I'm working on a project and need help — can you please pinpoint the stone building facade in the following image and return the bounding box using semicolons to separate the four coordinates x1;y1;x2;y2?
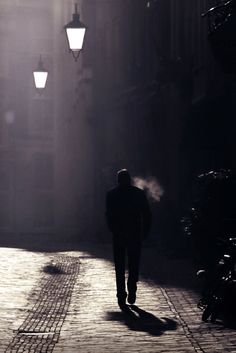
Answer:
0;1;234;243
0;1;56;238
81;0;236;240
0;1;91;241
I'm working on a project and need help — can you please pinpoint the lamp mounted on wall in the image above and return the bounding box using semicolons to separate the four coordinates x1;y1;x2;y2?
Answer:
64;3;87;61
33;55;48;93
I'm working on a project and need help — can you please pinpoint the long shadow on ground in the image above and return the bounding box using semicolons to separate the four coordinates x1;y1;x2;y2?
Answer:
106;304;177;336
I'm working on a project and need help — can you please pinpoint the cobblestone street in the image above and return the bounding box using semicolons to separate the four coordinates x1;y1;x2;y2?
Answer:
0;243;236;353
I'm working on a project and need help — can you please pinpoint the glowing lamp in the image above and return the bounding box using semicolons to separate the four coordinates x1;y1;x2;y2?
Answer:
64;4;86;61
33;56;48;91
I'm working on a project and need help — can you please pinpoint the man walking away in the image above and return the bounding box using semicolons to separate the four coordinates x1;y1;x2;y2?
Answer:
106;169;152;309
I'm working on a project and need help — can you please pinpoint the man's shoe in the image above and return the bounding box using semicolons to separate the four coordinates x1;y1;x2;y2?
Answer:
127;292;136;305
119;303;129;311
118;298;127;310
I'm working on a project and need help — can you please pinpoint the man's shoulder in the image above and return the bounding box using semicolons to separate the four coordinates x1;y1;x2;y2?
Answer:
131;185;145;195
107;185;145;197
107;186;119;196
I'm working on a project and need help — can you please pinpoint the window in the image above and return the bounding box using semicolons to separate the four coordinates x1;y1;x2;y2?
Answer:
33;152;54;190
30;98;54;134
33;191;54;227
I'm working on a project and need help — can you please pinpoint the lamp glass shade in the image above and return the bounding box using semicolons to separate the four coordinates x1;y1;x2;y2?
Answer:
33;71;48;89
66;27;86;51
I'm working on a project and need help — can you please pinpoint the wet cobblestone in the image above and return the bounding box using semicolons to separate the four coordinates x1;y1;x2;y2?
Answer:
1;244;236;352
4;256;79;353
0;249;48;351
52;255;198;353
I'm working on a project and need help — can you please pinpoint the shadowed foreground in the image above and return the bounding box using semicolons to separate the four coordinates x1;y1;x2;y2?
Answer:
0;242;236;352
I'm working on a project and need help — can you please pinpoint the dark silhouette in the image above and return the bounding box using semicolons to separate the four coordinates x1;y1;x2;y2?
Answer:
106;305;177;336
106;169;152;309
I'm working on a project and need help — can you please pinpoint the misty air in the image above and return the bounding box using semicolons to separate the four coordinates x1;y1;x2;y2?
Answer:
0;1;236;352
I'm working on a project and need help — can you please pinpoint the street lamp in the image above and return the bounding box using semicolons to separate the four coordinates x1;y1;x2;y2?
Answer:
64;4;87;61
33;56;48;92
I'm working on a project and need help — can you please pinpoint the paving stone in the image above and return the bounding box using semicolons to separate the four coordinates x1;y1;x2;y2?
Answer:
1;244;236;352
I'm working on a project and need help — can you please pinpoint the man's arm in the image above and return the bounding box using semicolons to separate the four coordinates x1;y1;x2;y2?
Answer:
105;192;115;233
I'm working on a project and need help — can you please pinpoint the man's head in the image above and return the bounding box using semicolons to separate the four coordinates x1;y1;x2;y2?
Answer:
117;169;131;186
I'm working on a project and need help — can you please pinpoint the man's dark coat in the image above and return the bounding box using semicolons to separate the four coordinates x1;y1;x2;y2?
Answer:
106;184;151;239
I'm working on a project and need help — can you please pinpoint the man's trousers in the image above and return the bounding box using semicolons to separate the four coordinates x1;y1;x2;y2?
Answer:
112;234;141;301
